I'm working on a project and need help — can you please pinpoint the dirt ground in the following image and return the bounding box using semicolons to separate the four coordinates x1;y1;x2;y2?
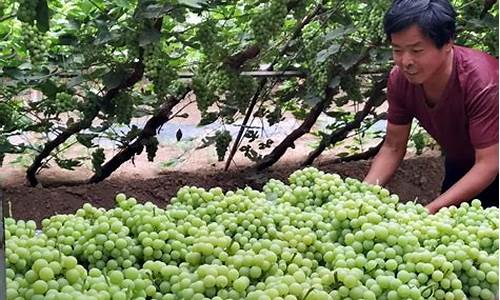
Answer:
1;152;444;225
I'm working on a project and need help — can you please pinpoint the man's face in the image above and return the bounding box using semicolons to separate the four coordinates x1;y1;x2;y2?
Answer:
391;24;452;85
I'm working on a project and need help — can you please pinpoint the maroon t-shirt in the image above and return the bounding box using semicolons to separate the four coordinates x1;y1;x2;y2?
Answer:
387;45;499;169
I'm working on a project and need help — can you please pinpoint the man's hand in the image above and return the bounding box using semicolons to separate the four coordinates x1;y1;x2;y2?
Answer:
364;122;410;185
426;144;498;213
425;201;441;214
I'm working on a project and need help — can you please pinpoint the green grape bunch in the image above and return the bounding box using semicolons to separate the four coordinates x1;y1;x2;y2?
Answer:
16;0;38;23
251;0;289;47
306;65;329;99
340;74;363;103
192;74;217;113
144;136;159;162
21;24;50;64
0;2;5;18
92;148;105;176
0;102;13;129
40;92;77;116
215;130;232;161
112;92;135;125
143;45;177;98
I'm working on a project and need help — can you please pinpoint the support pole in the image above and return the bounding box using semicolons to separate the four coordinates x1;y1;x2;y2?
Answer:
0;191;6;300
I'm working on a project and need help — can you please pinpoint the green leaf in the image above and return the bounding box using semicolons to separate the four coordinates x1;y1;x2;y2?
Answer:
76;133;97;148
35;0;50;32
304;93;322;106
328;76;341;89
324;25;355;41
315;44;340;64
135;4;174;19
198;112;219;126
160;157;185;168
55;158;82;170
67;75;85;88
2;67;23;79
102;69;129;90
58;34;79;45
339;52;361;70
138;27;161;47
324;110;350;119
37;80;60;98
94;25;113;45
178;0;207;9
113;0;130;8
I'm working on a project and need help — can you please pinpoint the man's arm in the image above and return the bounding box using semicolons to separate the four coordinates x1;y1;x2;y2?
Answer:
364;122;411;186
426;143;499;213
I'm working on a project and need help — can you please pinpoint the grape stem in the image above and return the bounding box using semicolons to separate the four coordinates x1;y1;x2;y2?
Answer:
303;287;315;300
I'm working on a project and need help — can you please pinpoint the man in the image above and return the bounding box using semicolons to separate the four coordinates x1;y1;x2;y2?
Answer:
364;0;499;213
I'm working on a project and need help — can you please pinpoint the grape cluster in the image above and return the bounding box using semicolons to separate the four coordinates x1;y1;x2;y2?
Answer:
215;130;232;161
5;167;499;300
112;92;135;124
144;136;159;162
16;0;38;23
0;2;5;18
40;92;77;115
91;148;105;175
223;72;257;115
0;102;13;129
306;66;329;99
21;24;49;64
144;45;177;98
193;65;256;119
340;75;363;103
192;74;216;113
251;1;288;46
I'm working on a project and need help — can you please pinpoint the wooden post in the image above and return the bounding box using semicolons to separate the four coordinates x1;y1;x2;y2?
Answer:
0;191;6;299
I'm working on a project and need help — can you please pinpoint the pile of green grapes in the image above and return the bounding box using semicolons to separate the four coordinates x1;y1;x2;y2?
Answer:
5;167;499;299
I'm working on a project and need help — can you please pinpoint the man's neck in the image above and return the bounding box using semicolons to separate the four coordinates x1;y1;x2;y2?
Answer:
422;47;455;106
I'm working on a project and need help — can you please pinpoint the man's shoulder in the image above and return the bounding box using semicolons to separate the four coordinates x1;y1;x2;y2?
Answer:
455;45;498;87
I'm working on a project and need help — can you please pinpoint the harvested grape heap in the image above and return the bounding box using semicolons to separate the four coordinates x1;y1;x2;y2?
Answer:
5;168;499;300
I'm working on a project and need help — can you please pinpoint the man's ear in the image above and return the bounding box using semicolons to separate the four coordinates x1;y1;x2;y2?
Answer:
443;40;454;52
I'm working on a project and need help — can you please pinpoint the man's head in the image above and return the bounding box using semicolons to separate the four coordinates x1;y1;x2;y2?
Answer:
384;0;456;48
384;0;456;84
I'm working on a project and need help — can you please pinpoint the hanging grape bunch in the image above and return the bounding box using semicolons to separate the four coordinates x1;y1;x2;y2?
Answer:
143;44;176;98
21;24;49;64
192;72;217;113
111;92;135;124
215;130;232;161
0;102;13;129
16;0;38;23
196;20;223;60
306;65;329;99
340;74;363;103
251;0;288;47
40;92;76;116
144;136;159;162
219;70;257;115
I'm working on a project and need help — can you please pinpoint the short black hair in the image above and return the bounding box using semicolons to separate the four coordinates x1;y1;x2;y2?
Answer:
384;0;456;48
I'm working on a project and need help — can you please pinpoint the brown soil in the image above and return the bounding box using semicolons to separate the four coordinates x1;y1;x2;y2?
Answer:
1;153;444;225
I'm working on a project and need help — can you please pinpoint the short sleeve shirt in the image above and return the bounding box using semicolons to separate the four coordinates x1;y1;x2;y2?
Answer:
387;45;499;168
